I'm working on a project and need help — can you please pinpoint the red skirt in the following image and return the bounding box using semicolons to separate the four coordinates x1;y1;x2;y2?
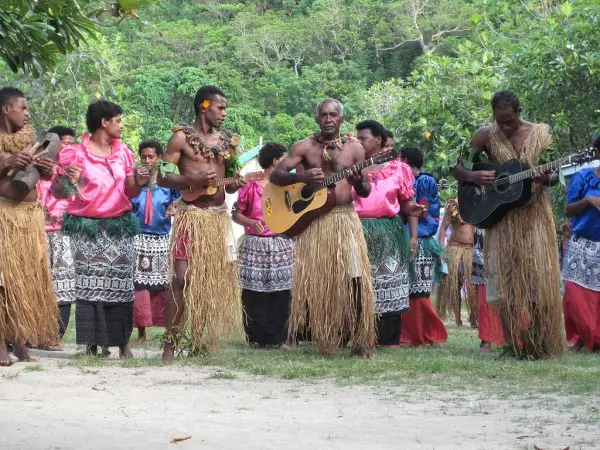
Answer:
133;289;167;327
477;285;504;345
563;281;600;352
400;296;448;346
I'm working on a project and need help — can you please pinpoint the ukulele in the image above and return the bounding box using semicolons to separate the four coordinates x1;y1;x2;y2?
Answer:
457;147;599;228
181;170;264;202
261;148;398;237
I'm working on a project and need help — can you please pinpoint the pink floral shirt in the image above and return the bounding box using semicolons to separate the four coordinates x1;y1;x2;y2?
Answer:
37;174;70;232
58;134;136;219
353;160;415;218
235;181;273;236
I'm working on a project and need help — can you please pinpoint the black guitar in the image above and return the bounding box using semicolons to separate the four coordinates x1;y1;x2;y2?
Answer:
458;148;598;228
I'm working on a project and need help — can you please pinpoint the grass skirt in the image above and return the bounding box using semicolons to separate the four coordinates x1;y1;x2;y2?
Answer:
436;242;475;320
289;203;376;354
0;199;58;344
171;204;241;352
485;123;564;358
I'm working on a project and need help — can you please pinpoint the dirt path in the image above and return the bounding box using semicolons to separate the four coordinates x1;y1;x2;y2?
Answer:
1;356;598;449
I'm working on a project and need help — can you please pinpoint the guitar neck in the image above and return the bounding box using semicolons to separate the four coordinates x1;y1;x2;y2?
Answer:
313;157;376;191
508;154;577;183
213;171;263;187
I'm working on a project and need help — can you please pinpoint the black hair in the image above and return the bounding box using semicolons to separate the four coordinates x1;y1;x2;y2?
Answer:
47;125;76;138
491;90;520;112
592;134;600;150
355;120;387;148
85;100;123;133
193;85;226;117
138;139;164;156
258;141;287;169
400;146;424;169
385;129;394;141
0;87;25;109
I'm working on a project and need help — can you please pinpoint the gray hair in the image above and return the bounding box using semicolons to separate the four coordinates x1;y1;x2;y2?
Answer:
316;98;344;117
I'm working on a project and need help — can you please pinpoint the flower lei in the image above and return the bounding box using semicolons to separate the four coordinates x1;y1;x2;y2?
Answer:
311;131;354;161
171;125;242;177
0;125;35;154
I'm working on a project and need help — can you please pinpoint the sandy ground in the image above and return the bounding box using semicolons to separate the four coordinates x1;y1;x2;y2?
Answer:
1;351;599;450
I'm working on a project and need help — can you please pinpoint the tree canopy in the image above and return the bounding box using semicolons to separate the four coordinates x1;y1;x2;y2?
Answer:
1;0;598;194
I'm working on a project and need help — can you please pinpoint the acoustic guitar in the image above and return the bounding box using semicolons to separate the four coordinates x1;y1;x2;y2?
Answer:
457;147;598;228
262;148;398;237
181;170;263;202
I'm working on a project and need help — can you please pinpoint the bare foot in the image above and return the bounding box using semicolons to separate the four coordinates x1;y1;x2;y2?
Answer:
131;335;147;346
162;342;175;363
100;347;111;358
279;343;292;351
569;340;584;353
119;344;133;359
479;341;492;353
0;341;13;366
13;342;38;362
350;345;372;359
86;345;98;356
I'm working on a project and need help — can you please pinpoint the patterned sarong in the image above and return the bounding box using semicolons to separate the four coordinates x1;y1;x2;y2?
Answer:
238;235;295;292
134;233;170;290
47;231;76;305
562;234;600;291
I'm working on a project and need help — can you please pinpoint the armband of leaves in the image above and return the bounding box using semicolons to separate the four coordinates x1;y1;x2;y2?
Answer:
158;160;180;177
224;153;243;178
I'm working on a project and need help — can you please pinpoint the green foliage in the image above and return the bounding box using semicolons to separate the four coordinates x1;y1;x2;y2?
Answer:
0;0;95;77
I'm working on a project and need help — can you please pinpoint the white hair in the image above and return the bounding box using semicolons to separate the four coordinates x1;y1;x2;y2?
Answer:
316;98;344;117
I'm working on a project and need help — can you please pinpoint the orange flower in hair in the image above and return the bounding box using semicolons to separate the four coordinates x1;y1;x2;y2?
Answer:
201;99;211;110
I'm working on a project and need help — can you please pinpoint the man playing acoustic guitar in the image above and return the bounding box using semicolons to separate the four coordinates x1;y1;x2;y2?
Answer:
270;98;376;358
451;90;563;359
158;85;245;362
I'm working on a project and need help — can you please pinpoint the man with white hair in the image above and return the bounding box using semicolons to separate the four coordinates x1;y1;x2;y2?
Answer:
270;98;376;358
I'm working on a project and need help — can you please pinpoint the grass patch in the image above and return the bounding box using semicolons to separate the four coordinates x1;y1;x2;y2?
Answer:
208;370;237;380
22;364;44;372
64;325;600;397
1;371;21;379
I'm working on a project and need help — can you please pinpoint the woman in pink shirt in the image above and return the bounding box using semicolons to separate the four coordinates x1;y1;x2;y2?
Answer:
37;125;77;348
354;121;423;347
52;101;149;358
232;143;295;348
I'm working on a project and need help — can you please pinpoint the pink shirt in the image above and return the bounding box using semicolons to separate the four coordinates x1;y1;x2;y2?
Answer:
58;134;135;219
236;181;273;236
353;160;415;218
37;174;70;232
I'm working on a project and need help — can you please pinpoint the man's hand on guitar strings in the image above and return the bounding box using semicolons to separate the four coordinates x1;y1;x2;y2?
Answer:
467;170;496;185
532;167;547;184
299;168;324;185
189;168;217;187
346;166;364;186
231;174;247;190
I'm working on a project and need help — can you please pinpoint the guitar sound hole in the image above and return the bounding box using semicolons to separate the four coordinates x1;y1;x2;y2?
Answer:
300;185;314;200
493;174;510;194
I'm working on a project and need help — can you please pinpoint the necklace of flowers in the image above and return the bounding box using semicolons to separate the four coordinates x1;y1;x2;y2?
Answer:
311;131;354;161
175;126;238;162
